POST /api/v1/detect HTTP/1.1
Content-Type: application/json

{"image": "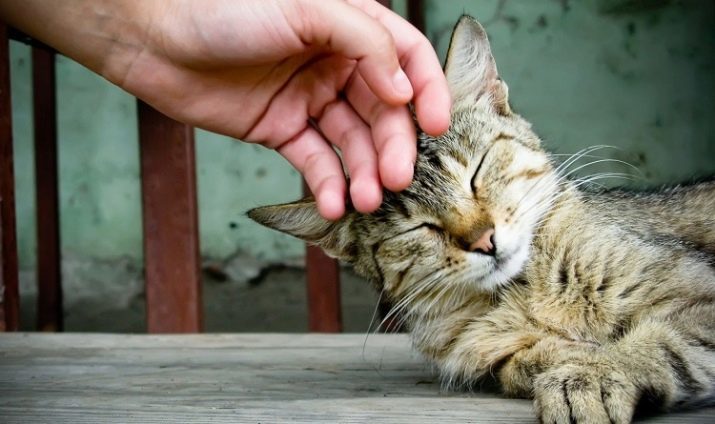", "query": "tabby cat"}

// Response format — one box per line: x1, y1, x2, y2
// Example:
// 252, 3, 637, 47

249, 16, 715, 423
